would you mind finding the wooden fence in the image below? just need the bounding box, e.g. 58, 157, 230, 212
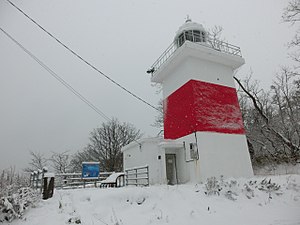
29, 170, 44, 191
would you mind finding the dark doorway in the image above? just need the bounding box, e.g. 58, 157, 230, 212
165, 154, 177, 185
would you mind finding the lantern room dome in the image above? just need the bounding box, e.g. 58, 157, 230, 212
174, 18, 207, 47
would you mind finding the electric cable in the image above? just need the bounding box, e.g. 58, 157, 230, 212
5, 0, 160, 112
0, 26, 143, 145
0, 27, 111, 122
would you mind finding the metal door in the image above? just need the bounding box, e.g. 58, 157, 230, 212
165, 154, 177, 185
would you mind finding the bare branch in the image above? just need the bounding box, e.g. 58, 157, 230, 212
282, 0, 300, 24
234, 76, 299, 153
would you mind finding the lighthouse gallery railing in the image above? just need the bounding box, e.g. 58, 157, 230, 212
150, 34, 242, 75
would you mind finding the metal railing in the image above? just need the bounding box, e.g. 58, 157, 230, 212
125, 165, 149, 186
149, 34, 242, 75
54, 172, 113, 189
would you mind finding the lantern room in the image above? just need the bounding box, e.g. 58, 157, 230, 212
174, 18, 207, 47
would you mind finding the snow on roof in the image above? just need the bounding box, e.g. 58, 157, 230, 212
174, 20, 206, 41
101, 172, 124, 183
121, 137, 163, 152
121, 137, 184, 152
158, 139, 183, 148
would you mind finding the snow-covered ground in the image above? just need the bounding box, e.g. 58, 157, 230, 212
6, 174, 300, 225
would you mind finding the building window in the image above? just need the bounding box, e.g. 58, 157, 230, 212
193, 30, 201, 42
185, 30, 193, 42
177, 30, 206, 47
177, 33, 185, 47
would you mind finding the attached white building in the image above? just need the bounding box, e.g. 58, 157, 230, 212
122, 19, 253, 185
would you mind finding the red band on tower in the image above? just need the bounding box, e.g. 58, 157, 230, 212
164, 79, 245, 139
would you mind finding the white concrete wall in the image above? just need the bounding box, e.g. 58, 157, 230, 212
123, 138, 193, 185
177, 132, 253, 182
176, 133, 200, 183
123, 133, 253, 185
197, 132, 253, 181
162, 56, 236, 99
122, 138, 167, 185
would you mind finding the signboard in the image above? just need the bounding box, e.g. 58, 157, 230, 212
81, 162, 100, 179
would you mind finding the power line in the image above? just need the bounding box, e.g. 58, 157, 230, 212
5, 0, 160, 112
0, 27, 144, 146
0, 27, 111, 122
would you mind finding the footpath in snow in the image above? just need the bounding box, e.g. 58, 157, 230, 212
7, 175, 300, 225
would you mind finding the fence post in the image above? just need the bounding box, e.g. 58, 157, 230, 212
135, 168, 138, 186
38, 170, 41, 192
42, 174, 55, 200
33, 171, 37, 189
48, 177, 54, 198
29, 173, 33, 188
42, 177, 48, 199
147, 166, 149, 186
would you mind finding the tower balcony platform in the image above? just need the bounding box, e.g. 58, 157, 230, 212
148, 34, 243, 79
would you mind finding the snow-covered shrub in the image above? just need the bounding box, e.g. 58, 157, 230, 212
286, 176, 300, 192
204, 177, 221, 196
219, 177, 239, 201
257, 178, 282, 199
243, 183, 255, 199
204, 176, 239, 200
67, 216, 81, 224
0, 168, 36, 222
0, 168, 30, 198
0, 187, 40, 222
204, 176, 285, 202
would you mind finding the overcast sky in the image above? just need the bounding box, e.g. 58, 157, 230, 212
0, 0, 296, 171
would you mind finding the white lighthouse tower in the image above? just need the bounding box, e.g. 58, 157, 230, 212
122, 19, 253, 185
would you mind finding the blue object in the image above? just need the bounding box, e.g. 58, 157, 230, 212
82, 162, 100, 179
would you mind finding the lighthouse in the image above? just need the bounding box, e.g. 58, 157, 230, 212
122, 19, 253, 185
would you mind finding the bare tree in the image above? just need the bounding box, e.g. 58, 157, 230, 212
207, 25, 226, 50
283, 0, 300, 63
50, 151, 71, 173
282, 0, 300, 24
69, 149, 91, 172
71, 119, 142, 172
152, 99, 164, 131
233, 1, 300, 166
234, 71, 300, 165
24, 151, 48, 172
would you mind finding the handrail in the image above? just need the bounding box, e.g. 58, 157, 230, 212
125, 165, 149, 186
149, 34, 242, 75
54, 171, 113, 189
